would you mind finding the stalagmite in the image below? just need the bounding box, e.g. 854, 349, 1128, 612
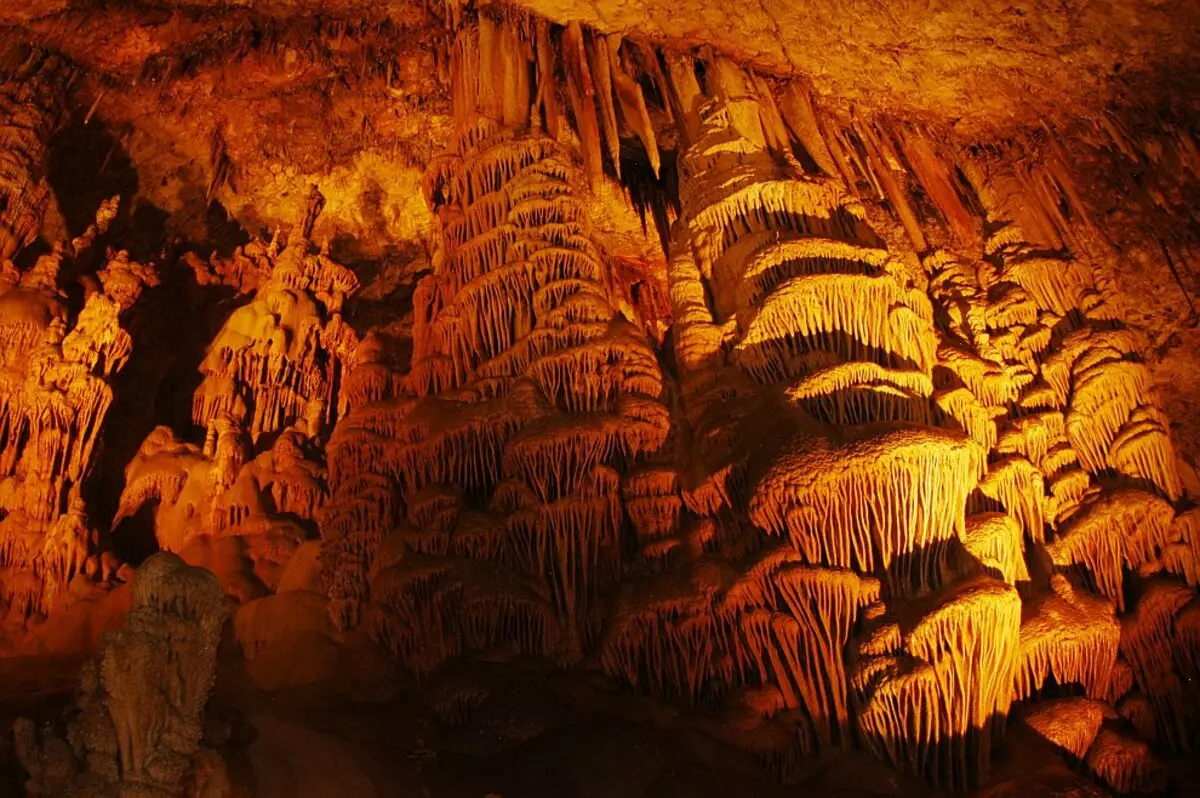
321, 21, 671, 660
14, 553, 228, 796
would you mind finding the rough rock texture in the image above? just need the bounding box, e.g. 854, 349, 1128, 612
12, 552, 229, 797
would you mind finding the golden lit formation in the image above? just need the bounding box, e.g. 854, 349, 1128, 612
0, 3, 1198, 796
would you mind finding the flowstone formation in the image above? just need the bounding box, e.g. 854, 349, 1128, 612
320, 15, 672, 671
0, 194, 158, 629
13, 553, 229, 798
114, 212, 357, 603
591, 49, 1197, 791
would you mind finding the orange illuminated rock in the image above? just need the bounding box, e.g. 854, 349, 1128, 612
1016, 575, 1120, 700
0, 224, 157, 625
322, 17, 671, 668
0, 9, 1194, 797
850, 576, 1021, 789
1019, 697, 1110, 759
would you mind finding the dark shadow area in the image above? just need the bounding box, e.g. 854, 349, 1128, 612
91, 264, 244, 554
110, 502, 160, 566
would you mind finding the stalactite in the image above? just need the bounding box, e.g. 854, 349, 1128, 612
115, 421, 326, 579
1016, 575, 1120, 700
191, 216, 359, 442
0, 15, 1175, 798
587, 32, 621, 178
1119, 578, 1199, 752
600, 558, 731, 705
562, 22, 604, 185
0, 222, 158, 621
1084, 728, 1167, 795
322, 29, 671, 657
368, 554, 556, 676
977, 456, 1047, 541
961, 513, 1029, 584
607, 36, 660, 177
899, 130, 977, 244
850, 576, 1021, 790
1118, 692, 1157, 743
751, 425, 983, 592
777, 83, 838, 178
751, 565, 880, 748
1044, 489, 1173, 609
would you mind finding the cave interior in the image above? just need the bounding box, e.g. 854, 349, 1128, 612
1, 1, 1199, 796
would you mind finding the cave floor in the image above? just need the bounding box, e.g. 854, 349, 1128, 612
0, 643, 1140, 798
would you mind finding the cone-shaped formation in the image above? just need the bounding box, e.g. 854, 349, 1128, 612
0, 223, 157, 621
320, 17, 670, 671
14, 553, 228, 796
0, 49, 69, 262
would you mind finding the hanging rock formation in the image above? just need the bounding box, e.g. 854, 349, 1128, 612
0, 204, 157, 626
114, 215, 354, 601
0, 5, 1196, 798
319, 14, 671, 674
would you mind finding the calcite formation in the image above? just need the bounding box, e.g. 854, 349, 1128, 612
321, 17, 672, 670
0, 198, 157, 624
0, 4, 1196, 797
114, 215, 352, 595
13, 553, 228, 797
